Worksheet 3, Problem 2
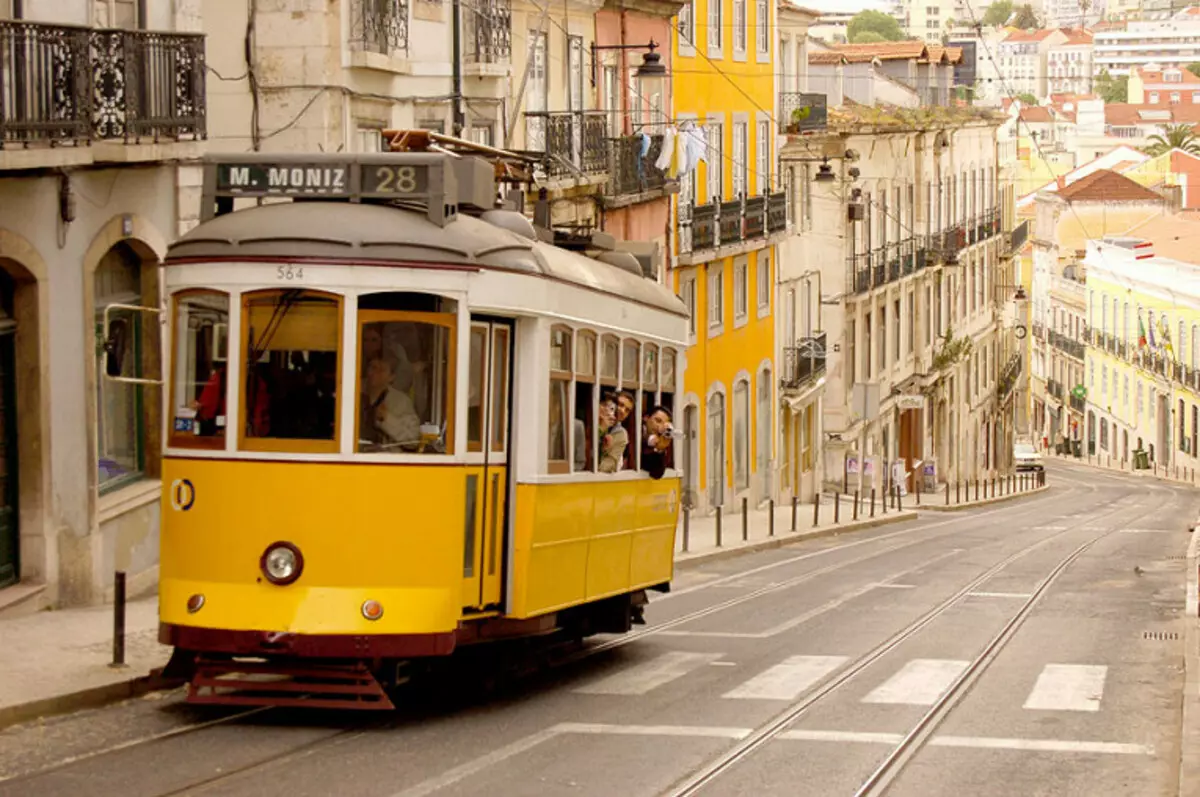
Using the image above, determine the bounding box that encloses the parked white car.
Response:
[1014,442,1044,473]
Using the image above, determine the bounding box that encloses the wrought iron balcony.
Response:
[886,243,901,282]
[678,190,789,254]
[0,21,206,149]
[1005,219,1030,257]
[778,92,827,133]
[1048,330,1085,360]
[464,0,511,63]
[608,134,669,197]
[526,110,608,179]
[350,0,409,54]
[1069,392,1086,413]
[1047,379,1065,400]
[848,254,871,294]
[998,353,1022,402]
[1032,321,1045,341]
[782,333,827,390]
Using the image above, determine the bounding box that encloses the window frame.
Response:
[707,0,723,56]
[733,0,747,57]
[95,250,149,493]
[733,257,749,327]
[732,119,748,198]
[678,0,696,55]
[167,288,231,452]
[708,264,725,336]
[755,0,769,57]
[733,378,750,492]
[467,322,491,453]
[756,252,770,318]
[547,324,574,474]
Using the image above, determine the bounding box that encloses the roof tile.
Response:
[1057,169,1164,203]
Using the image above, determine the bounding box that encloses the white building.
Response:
[0,1,206,612]
[781,104,1016,497]
[1044,0,1105,28]
[1093,18,1200,78]
[1047,29,1094,96]
[996,28,1069,100]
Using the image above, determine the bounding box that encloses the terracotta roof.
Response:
[1105,103,1200,126]
[944,46,963,64]
[1058,27,1094,45]
[1136,66,1200,85]
[808,51,847,65]
[1057,169,1164,203]
[830,41,929,60]
[1123,213,1200,262]
[1019,106,1054,123]
[1004,28,1058,43]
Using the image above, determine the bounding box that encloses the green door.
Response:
[0,282,17,588]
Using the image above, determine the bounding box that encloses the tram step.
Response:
[188,657,395,710]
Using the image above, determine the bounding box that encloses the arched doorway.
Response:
[0,268,17,587]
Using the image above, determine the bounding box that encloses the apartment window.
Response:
[1102,363,1108,396]
[1137,382,1144,417]
[708,0,722,51]
[708,392,726,506]
[733,0,747,53]
[525,31,548,150]
[1123,375,1130,409]
[734,259,749,322]
[709,265,724,331]
[879,305,887,370]
[603,65,620,136]
[678,0,695,50]
[733,380,750,491]
[1193,92,1200,103]
[1150,92,1160,103]
[681,275,697,337]
[707,122,724,201]
[894,298,901,362]
[417,117,446,134]
[733,121,748,197]
[1181,321,1188,365]
[756,0,769,54]
[756,254,770,313]
[757,368,771,478]
[756,120,769,194]
[1172,92,1182,104]
[357,126,383,152]
[467,125,493,146]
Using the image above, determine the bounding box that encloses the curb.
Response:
[918,484,1050,513]
[674,511,921,570]
[1048,453,1199,489]
[1179,525,1200,797]
[0,669,184,733]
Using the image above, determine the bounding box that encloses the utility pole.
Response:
[451,0,465,137]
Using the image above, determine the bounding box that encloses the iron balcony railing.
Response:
[1032,321,1045,340]
[779,92,827,133]
[1047,379,1065,400]
[0,21,206,148]
[350,0,409,54]
[1006,219,1030,257]
[608,134,668,196]
[525,110,608,179]
[848,253,871,294]
[679,191,788,254]
[464,0,511,63]
[782,333,827,389]
[1048,330,1085,360]
[998,353,1022,402]
[1069,393,1086,413]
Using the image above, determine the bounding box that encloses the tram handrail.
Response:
[102,302,164,386]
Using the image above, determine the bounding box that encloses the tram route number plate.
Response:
[360,164,431,197]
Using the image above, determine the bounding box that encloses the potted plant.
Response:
[787,105,812,133]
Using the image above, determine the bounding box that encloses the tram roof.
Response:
[165,201,688,317]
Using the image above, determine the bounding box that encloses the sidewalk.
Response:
[1045,447,1200,489]
[0,484,1047,730]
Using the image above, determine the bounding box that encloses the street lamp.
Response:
[591,40,668,86]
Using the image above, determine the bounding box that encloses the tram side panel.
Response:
[508,476,680,619]
[159,458,463,638]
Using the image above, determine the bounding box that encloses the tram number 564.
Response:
[277,265,304,281]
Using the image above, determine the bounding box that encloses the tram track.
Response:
[658,487,1165,797]
[0,477,1112,795]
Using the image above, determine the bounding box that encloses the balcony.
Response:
[607,134,670,202]
[678,191,788,257]
[998,353,1022,403]
[1048,330,1085,360]
[1,21,206,168]
[1032,321,1045,341]
[350,0,409,55]
[525,111,608,180]
[463,0,511,69]
[848,253,871,294]
[778,92,827,134]
[1069,392,1086,413]
[782,333,827,391]
[1005,219,1030,257]
[1047,379,1065,400]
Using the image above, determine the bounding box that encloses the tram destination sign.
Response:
[213,161,432,199]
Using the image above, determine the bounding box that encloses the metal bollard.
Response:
[111,571,127,668]
[991,477,995,498]
[792,495,798,531]
[882,486,888,514]
[813,495,820,527]
[896,485,902,511]
[742,497,749,541]
[854,490,860,520]
[956,480,961,504]
[716,506,723,547]
[870,488,876,518]
[682,507,690,553]
[834,493,841,523]
[769,499,775,537]
[916,477,921,506]
[975,479,980,501]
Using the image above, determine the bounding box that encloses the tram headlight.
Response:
[260,542,304,586]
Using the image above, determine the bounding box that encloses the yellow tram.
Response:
[133,152,688,708]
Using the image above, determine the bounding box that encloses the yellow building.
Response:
[1083,215,1200,470]
[670,0,787,512]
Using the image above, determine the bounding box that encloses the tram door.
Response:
[462,319,512,611]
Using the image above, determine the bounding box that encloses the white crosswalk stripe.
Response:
[862,658,969,705]
[574,651,724,695]
[1023,664,1107,712]
[723,655,848,701]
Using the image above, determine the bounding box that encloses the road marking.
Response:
[574,651,723,695]
[1120,528,1174,534]
[875,583,917,589]
[723,655,849,701]
[709,661,737,667]
[556,722,750,740]
[1033,526,1068,532]
[776,730,1152,755]
[967,591,1033,599]
[1023,664,1107,712]
[863,658,970,705]
[780,729,904,744]
[391,727,564,797]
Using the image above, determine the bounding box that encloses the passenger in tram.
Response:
[191,363,227,436]
[599,394,628,473]
[362,323,415,394]
[360,355,421,448]
[641,406,675,480]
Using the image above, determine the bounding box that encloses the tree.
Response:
[1142,123,1200,156]
[854,31,888,43]
[1016,92,1037,105]
[847,10,904,43]
[1187,62,1200,79]
[1094,70,1128,104]
[1012,3,1040,27]
[982,0,1013,26]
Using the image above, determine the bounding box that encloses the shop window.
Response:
[169,290,230,450]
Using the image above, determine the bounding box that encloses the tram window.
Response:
[548,325,572,473]
[574,330,597,472]
[169,291,230,449]
[357,312,456,454]
[241,290,340,450]
[467,325,488,452]
[491,326,509,453]
[622,340,639,388]
[620,340,640,471]
[662,348,677,393]
[643,344,659,390]
[601,335,619,381]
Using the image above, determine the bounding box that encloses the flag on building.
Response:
[1138,314,1148,348]
[1148,313,1157,349]
[1160,315,1175,358]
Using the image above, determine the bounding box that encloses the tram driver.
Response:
[360,355,421,449]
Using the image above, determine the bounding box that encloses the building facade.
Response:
[0,2,206,612]
[1093,19,1200,78]
[672,0,785,513]
[1047,29,1095,96]
[997,28,1069,100]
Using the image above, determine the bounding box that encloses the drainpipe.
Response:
[451,0,465,137]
